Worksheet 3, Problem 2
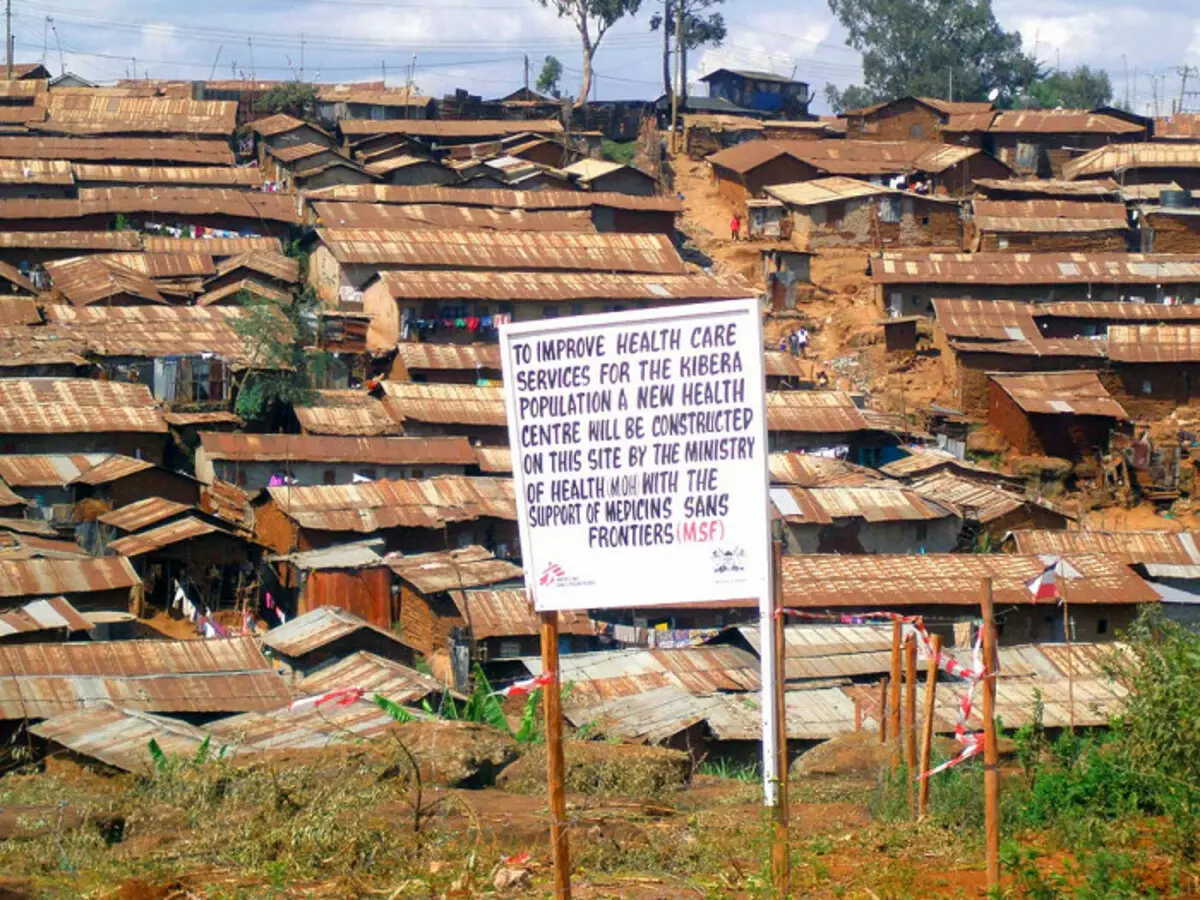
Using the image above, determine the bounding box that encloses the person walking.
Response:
[730,213,741,241]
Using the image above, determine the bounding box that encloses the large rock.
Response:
[1011,455,1073,481]
[498,742,690,797]
[391,720,520,788]
[967,428,1008,456]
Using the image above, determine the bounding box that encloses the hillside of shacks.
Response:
[0,62,1199,897]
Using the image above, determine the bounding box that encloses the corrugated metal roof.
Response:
[1008,530,1200,565]
[0,518,53,536]
[0,158,73,185]
[272,539,385,571]
[295,389,402,437]
[37,95,236,136]
[945,109,1142,135]
[972,199,1129,234]
[395,343,501,372]
[72,454,156,485]
[0,596,91,637]
[102,251,217,279]
[1038,301,1200,322]
[211,250,299,283]
[200,433,476,466]
[1065,143,1200,180]
[450,589,594,639]
[781,553,1157,607]
[266,142,336,164]
[97,497,190,532]
[0,230,141,251]
[381,381,506,427]
[250,113,319,138]
[0,296,40,325]
[766,390,870,433]
[0,323,87,368]
[73,165,263,187]
[261,606,415,658]
[142,236,282,256]
[949,336,1108,359]
[195,278,290,307]
[874,252,1200,286]
[163,411,244,427]
[388,546,522,593]
[72,186,302,224]
[473,446,511,473]
[377,269,747,303]
[314,200,595,233]
[270,476,517,532]
[772,485,953,524]
[989,372,1127,417]
[320,228,684,275]
[341,119,562,138]
[107,516,233,557]
[0,480,26,507]
[0,261,35,295]
[879,448,1012,482]
[317,84,430,106]
[0,636,290,719]
[972,178,1121,198]
[304,184,682,214]
[297,650,443,704]
[768,452,889,487]
[765,176,895,206]
[909,471,1027,523]
[0,379,167,435]
[1108,324,1200,363]
[45,255,165,306]
[712,139,986,177]
[0,453,108,487]
[0,136,233,164]
[0,556,140,598]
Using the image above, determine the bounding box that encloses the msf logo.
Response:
[539,563,566,587]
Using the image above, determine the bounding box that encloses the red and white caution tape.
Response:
[918,732,985,780]
[493,672,555,699]
[287,687,365,713]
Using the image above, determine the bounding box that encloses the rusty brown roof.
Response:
[269,476,517,532]
[319,228,684,275]
[989,372,1127,417]
[380,381,506,427]
[873,252,1200,285]
[388,546,522,593]
[908,471,1028,523]
[1064,143,1200,180]
[768,452,889,487]
[102,252,217,279]
[294,389,402,437]
[142,236,282,256]
[0,453,110,487]
[340,119,562,138]
[198,433,477,466]
[0,596,91,637]
[0,136,233,164]
[972,178,1121,198]
[0,555,140,598]
[393,343,501,374]
[376,269,746,303]
[0,379,167,434]
[260,606,416,658]
[97,497,190,532]
[211,250,299,283]
[72,164,263,187]
[108,516,234,556]
[949,336,1107,359]
[37,95,236,136]
[0,261,35,295]
[317,84,431,107]
[304,183,682,213]
[945,109,1142,135]
[73,186,302,224]
[971,199,1129,234]
[932,298,1039,341]
[711,139,988,177]
[0,158,72,185]
[1155,113,1200,140]
[772,485,953,524]
[44,255,165,306]
[765,390,870,433]
[0,230,141,251]
[266,142,337,163]
[1037,301,1200,322]
[763,351,828,380]
[879,448,1015,482]
[195,278,290,307]
[1008,530,1200,565]
[0,637,291,719]
[313,200,595,233]
[1107,324,1200,363]
[473,446,511,474]
[451,589,593,639]
[0,324,87,368]
[781,553,1157,607]
[249,113,320,138]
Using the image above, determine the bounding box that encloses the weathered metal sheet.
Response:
[972,199,1129,234]
[98,497,190,533]
[0,230,141,251]
[250,113,315,138]
[981,110,1143,135]
[1065,142,1200,180]
[378,269,746,303]
[1108,324,1200,363]
[195,278,290,307]
[211,250,299,283]
[37,95,236,136]
[0,296,42,326]
[142,236,282,256]
[781,553,1158,608]
[473,446,511,474]
[45,256,165,306]
[294,389,402,437]
[304,184,683,214]
[932,298,1039,341]
[315,200,594,233]
[108,516,230,557]
[199,433,476,466]
[0,556,139,598]
[1039,301,1200,322]
[73,165,263,187]
[0,596,92,637]
[0,158,73,185]
[972,178,1121,198]
[875,252,1200,286]
[381,381,507,427]
[102,252,217,279]
[0,453,108,487]
[988,372,1127,418]
[768,452,888,487]
[0,380,167,435]
[270,476,517,533]
[340,119,562,138]
[765,390,870,433]
[389,547,522,594]
[0,136,233,164]
[909,471,1026,523]
[73,187,302,224]
[774,485,954,524]
[765,176,893,206]
[1010,530,1200,566]
[261,607,412,658]
[449,589,592,639]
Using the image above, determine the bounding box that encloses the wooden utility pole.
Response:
[1061,574,1076,733]
[889,620,902,766]
[669,0,683,152]
[918,634,941,818]
[540,611,572,898]
[981,580,1001,891]
[770,539,790,897]
[4,0,11,80]
[878,676,889,744]
[904,635,918,808]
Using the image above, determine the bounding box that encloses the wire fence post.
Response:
[981,579,1001,890]
[903,632,918,813]
[540,611,571,899]
[878,676,889,744]
[889,619,902,768]
[918,633,941,819]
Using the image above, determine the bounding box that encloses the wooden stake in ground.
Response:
[904,633,918,809]
[540,611,572,899]
[770,538,790,897]
[918,633,941,818]
[889,619,902,766]
[878,676,889,744]
[980,580,1001,890]
[1061,572,1076,733]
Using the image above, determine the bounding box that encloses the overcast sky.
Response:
[10,0,1199,115]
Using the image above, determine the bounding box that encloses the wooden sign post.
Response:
[540,611,571,898]
[918,633,941,818]
[981,579,1000,890]
[889,620,902,767]
[878,676,889,744]
[903,634,918,810]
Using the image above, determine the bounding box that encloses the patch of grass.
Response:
[600,139,636,166]
[698,758,761,782]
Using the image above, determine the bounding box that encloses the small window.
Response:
[916,523,928,541]
[1097,619,1109,635]
[909,123,925,139]
[571,303,585,316]
[543,306,559,319]
[410,468,424,479]
[360,469,376,480]
[1015,142,1038,172]
[997,236,1009,250]
[920,214,930,226]
[323,470,335,485]
[879,197,902,224]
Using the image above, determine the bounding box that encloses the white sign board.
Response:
[499,299,772,612]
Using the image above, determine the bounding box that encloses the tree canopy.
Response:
[535,0,642,106]
[651,0,726,102]
[231,288,329,421]
[1026,66,1113,110]
[824,0,1035,110]
[259,81,319,121]
[537,55,564,98]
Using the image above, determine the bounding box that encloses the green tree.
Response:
[825,0,1035,107]
[1027,65,1113,110]
[823,82,878,114]
[535,0,643,107]
[230,288,329,421]
[259,81,319,121]
[650,0,727,106]
[537,55,565,98]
